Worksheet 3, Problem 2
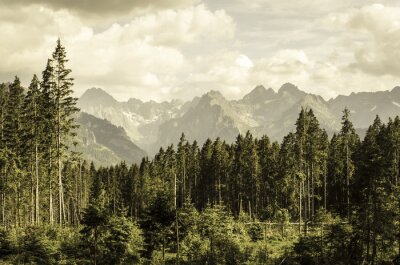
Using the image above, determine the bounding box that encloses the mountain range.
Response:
[77,83,400,157]
[75,112,146,166]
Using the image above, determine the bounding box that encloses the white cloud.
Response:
[0,4,235,101]
[169,51,253,99]
[236,55,254,69]
[326,4,400,77]
[1,0,399,103]
[122,4,234,46]
[244,48,398,99]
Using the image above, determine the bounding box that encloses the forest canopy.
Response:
[0,41,399,265]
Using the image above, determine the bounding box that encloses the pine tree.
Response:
[51,39,79,225]
[187,141,200,205]
[177,133,188,207]
[210,138,230,206]
[258,135,279,218]
[3,76,25,227]
[327,133,342,212]
[339,107,359,219]
[232,132,260,217]
[353,116,396,263]
[279,132,300,227]
[0,82,9,226]
[293,108,328,232]
[294,108,308,226]
[22,75,42,225]
[199,139,213,210]
[39,59,57,225]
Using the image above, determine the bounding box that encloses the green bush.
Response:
[0,229,15,258]
[246,222,264,242]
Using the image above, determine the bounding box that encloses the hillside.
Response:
[75,112,146,166]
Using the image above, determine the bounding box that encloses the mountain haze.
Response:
[78,84,400,155]
[75,112,146,166]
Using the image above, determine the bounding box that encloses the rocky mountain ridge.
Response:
[78,84,400,155]
[75,112,146,166]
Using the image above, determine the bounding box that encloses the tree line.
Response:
[0,39,80,228]
[0,40,399,264]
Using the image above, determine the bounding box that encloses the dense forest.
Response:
[0,41,400,265]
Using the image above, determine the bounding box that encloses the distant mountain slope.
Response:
[157,91,242,149]
[328,87,400,128]
[78,88,187,152]
[75,112,146,166]
[78,84,400,155]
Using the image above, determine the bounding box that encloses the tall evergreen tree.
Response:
[22,75,42,225]
[257,135,273,216]
[0,82,9,226]
[279,132,300,226]
[177,133,188,207]
[198,139,213,210]
[51,39,79,225]
[339,107,359,218]
[3,76,25,227]
[353,116,398,263]
[39,59,57,225]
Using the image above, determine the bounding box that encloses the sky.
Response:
[0,0,399,101]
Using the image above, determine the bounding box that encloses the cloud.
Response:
[236,55,254,69]
[1,0,399,103]
[0,0,201,16]
[172,49,343,100]
[250,50,322,95]
[326,4,400,77]
[0,4,235,101]
[170,51,253,99]
[117,4,234,46]
[242,48,398,99]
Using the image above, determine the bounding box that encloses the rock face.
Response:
[75,112,146,166]
[78,87,186,153]
[328,86,400,129]
[78,84,400,156]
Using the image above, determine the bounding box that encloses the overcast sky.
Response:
[1,0,399,101]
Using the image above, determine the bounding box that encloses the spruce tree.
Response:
[39,59,57,225]
[51,39,79,225]
[22,75,41,225]
[353,116,388,263]
[279,132,300,229]
[199,139,213,210]
[339,107,359,219]
[187,140,200,204]
[3,76,25,227]
[177,133,188,207]
[0,83,9,226]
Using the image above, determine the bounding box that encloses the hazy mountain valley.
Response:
[78,83,400,158]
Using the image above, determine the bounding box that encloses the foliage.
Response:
[1,40,400,263]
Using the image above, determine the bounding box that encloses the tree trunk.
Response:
[58,147,63,225]
[299,178,302,234]
[162,236,165,264]
[311,162,314,218]
[324,161,327,210]
[174,173,180,264]
[35,144,40,225]
[49,146,54,225]
[30,166,34,225]
[346,139,350,220]
[218,174,222,205]
[2,150,7,228]
[307,168,311,220]
[94,227,97,265]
